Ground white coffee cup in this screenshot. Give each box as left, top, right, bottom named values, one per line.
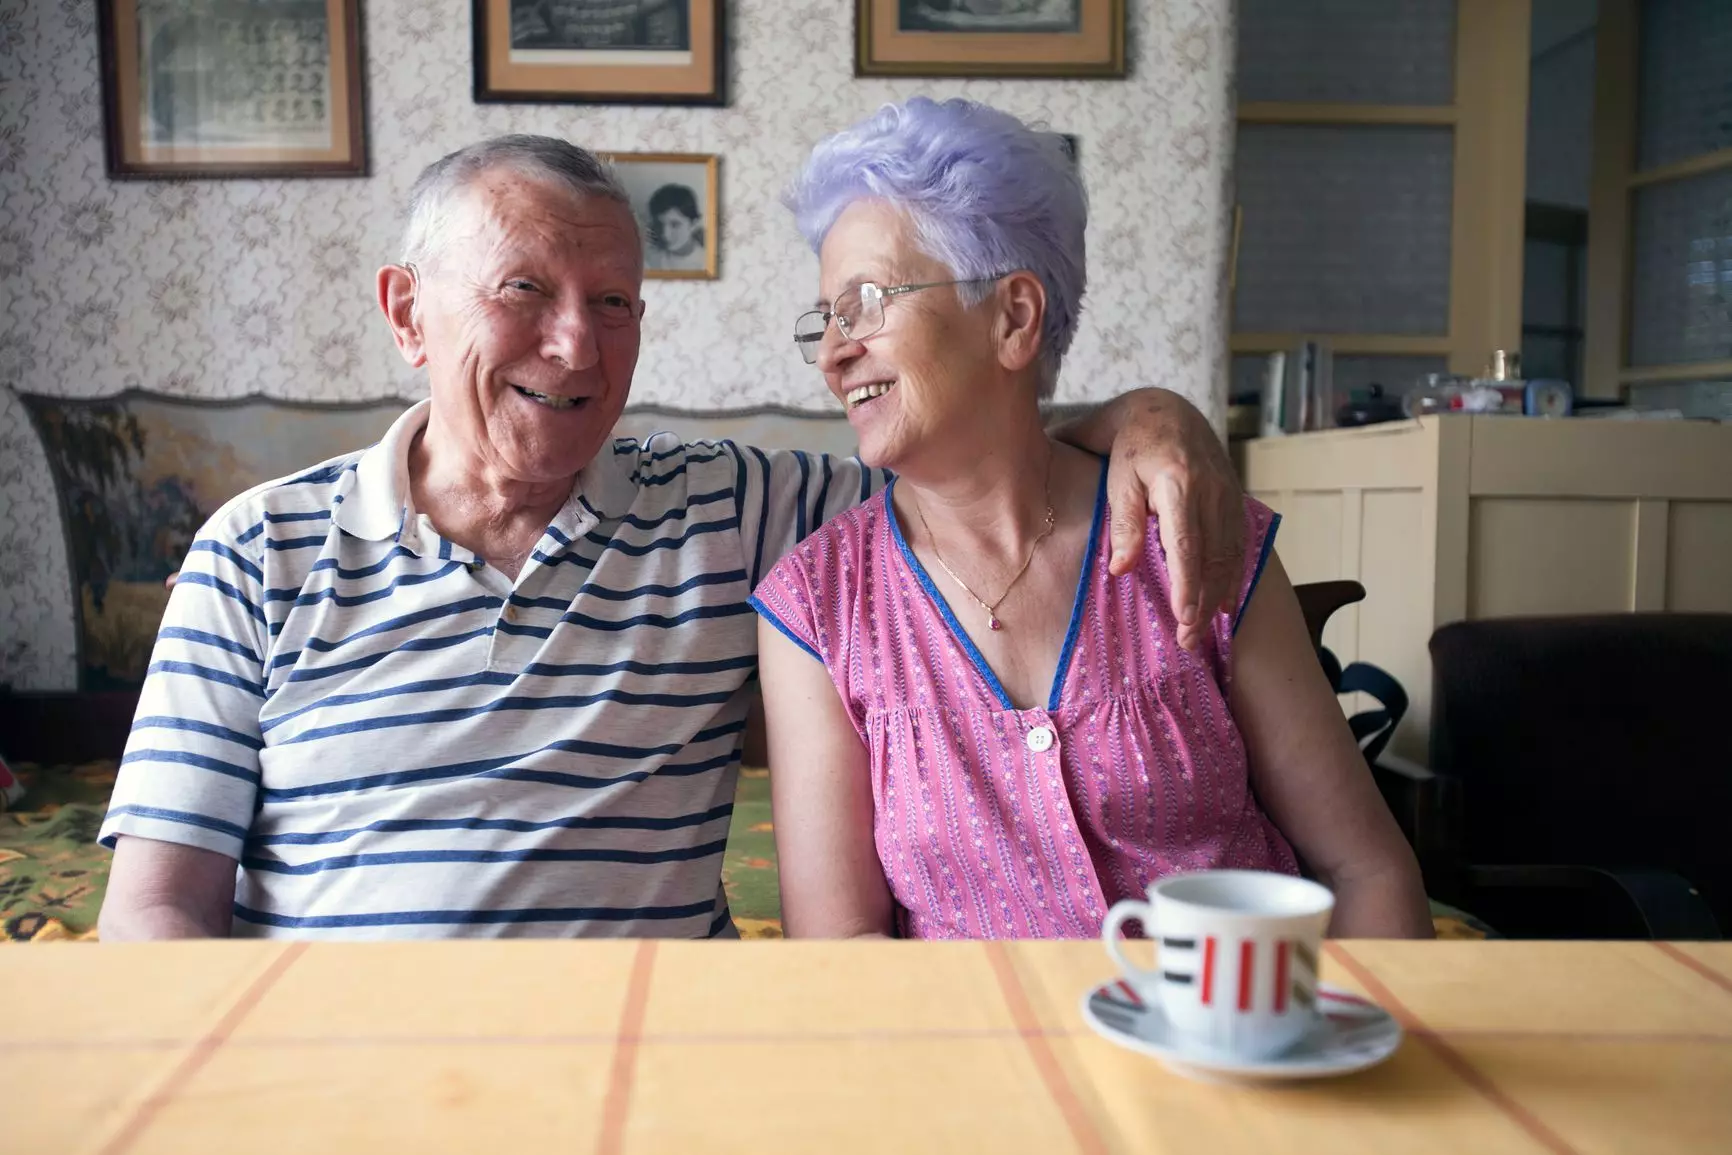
left=1102, top=870, right=1335, bottom=1060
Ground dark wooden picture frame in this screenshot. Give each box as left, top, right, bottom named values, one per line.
left=98, top=0, right=368, bottom=179
left=857, top=0, right=1125, bottom=79
left=474, top=1, right=727, bottom=106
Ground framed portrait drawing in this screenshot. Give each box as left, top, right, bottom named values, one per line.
left=474, top=1, right=726, bottom=106
left=856, top=0, right=1125, bottom=78
left=604, top=153, right=718, bottom=280
left=98, top=0, right=367, bottom=179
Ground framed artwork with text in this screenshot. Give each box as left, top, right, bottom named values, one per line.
left=98, top=0, right=367, bottom=179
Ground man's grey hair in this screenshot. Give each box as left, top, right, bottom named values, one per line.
left=400, top=134, right=635, bottom=268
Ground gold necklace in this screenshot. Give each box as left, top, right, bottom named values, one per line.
left=910, top=454, right=1055, bottom=632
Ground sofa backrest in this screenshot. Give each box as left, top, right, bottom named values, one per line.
left=15, top=388, right=859, bottom=690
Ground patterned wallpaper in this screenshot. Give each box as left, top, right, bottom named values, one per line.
left=0, top=0, right=1236, bottom=691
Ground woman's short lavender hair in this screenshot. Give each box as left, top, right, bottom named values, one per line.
left=784, top=98, right=1087, bottom=399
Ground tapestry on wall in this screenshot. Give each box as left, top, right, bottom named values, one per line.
left=17, top=389, right=411, bottom=690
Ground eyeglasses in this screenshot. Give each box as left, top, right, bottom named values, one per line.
left=792, top=275, right=1010, bottom=364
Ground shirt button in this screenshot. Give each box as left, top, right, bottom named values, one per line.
left=1026, top=725, right=1055, bottom=753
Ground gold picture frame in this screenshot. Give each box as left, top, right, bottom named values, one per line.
left=99, top=0, right=367, bottom=179
left=474, top=1, right=726, bottom=106
left=604, top=152, right=720, bottom=281
left=857, top=0, right=1125, bottom=78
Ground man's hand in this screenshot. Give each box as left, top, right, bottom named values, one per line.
left=1053, top=388, right=1245, bottom=651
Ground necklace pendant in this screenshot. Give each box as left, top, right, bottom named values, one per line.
left=988, top=614, right=1002, bottom=631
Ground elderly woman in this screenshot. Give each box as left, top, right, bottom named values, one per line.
left=750, top=98, right=1431, bottom=940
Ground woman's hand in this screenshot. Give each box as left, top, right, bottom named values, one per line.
left=1052, top=388, right=1244, bottom=651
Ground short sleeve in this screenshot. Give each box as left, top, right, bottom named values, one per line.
left=725, top=444, right=891, bottom=587
left=748, top=551, right=825, bottom=665
left=1231, top=497, right=1282, bottom=635
left=99, top=510, right=270, bottom=860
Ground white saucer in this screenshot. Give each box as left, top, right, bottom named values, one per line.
left=1080, top=979, right=1403, bottom=1083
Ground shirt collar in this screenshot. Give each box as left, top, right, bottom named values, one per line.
left=330, top=399, right=642, bottom=543
left=330, top=400, right=428, bottom=542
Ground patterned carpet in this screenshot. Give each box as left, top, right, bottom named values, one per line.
left=1, top=762, right=1481, bottom=943
left=0, top=761, right=113, bottom=942
left=0, top=761, right=787, bottom=943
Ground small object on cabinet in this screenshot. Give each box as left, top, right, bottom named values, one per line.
left=1335, top=385, right=1405, bottom=428
left=1523, top=379, right=1575, bottom=418
left=1258, top=352, right=1286, bottom=437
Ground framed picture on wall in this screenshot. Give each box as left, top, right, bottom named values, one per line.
left=856, top=0, right=1125, bottom=78
left=474, top=1, right=726, bottom=106
left=97, top=0, right=367, bottom=179
left=604, top=152, right=719, bottom=280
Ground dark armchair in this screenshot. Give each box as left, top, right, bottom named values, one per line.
left=1377, top=614, right=1730, bottom=940
left=1290, top=583, right=1726, bottom=939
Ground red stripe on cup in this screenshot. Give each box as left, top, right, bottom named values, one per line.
left=1201, top=936, right=1216, bottom=1006
left=1238, top=940, right=1255, bottom=1012
left=1274, top=941, right=1290, bottom=1014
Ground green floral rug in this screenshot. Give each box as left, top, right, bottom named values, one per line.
left=723, top=768, right=783, bottom=938
left=0, top=762, right=114, bottom=941
left=0, top=761, right=786, bottom=943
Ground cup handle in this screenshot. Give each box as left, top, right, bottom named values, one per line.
left=1102, top=899, right=1160, bottom=988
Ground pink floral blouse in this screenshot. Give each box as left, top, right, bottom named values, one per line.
left=750, top=462, right=1298, bottom=939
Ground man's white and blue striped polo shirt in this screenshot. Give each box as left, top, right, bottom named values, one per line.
left=99, top=400, right=879, bottom=938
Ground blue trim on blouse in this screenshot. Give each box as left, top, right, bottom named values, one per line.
left=1046, top=458, right=1108, bottom=712
left=1233, top=511, right=1282, bottom=636
left=748, top=594, right=823, bottom=663
left=885, top=480, right=1018, bottom=712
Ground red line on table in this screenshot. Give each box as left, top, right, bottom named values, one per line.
left=13, top=1027, right=1731, bottom=1056
left=985, top=941, right=1112, bottom=1155
left=1326, top=943, right=1579, bottom=1155
left=1652, top=942, right=1732, bottom=997
left=595, top=939, right=657, bottom=1155
left=97, top=941, right=307, bottom=1155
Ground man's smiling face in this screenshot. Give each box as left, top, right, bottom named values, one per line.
left=414, top=171, right=645, bottom=487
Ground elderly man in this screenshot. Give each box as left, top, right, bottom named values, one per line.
left=97, top=135, right=1246, bottom=940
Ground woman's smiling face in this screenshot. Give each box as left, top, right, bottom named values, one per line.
left=813, top=200, right=1001, bottom=473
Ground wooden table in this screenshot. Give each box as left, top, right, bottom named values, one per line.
left=5, top=940, right=1730, bottom=1154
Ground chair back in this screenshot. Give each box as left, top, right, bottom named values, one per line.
left=1292, top=580, right=1365, bottom=650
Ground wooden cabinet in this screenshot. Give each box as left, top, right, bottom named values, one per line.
left=1242, top=415, right=1732, bottom=760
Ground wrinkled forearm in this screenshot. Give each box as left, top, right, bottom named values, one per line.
left=1048, top=388, right=1166, bottom=455
left=98, top=899, right=231, bottom=941
left=1322, top=861, right=1435, bottom=940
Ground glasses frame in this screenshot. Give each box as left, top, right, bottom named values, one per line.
left=792, top=275, right=1010, bottom=363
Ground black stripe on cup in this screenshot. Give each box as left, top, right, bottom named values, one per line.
left=1160, top=937, right=1197, bottom=950
left=1161, top=972, right=1194, bottom=984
